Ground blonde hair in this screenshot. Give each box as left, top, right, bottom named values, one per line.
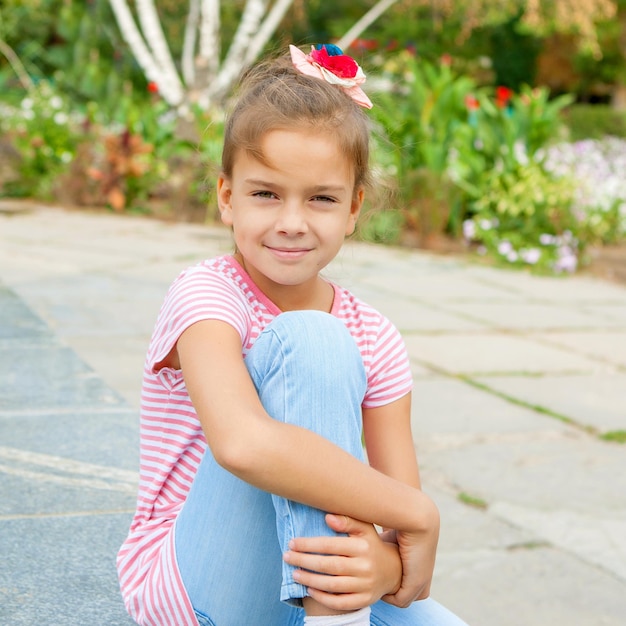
left=221, top=51, right=372, bottom=192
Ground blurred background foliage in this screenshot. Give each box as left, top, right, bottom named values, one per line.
left=1, top=0, right=625, bottom=274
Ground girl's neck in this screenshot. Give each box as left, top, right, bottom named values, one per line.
left=234, top=253, right=334, bottom=313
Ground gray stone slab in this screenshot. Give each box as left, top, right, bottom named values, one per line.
left=490, top=500, right=626, bottom=581
left=64, top=335, right=147, bottom=409
left=0, top=513, right=135, bottom=625
left=14, top=275, right=165, bottom=337
left=0, top=343, right=123, bottom=410
left=579, top=303, right=626, bottom=327
left=349, top=266, right=525, bottom=302
left=421, top=431, right=626, bottom=515
left=430, top=488, right=626, bottom=624
left=440, top=301, right=606, bottom=330
left=410, top=377, right=573, bottom=436
left=0, top=471, right=136, bottom=516
left=476, top=373, right=626, bottom=432
left=433, top=545, right=626, bottom=626
left=532, top=330, right=626, bottom=369
left=0, top=409, right=139, bottom=470
left=427, top=487, right=540, bottom=554
left=403, top=333, right=603, bottom=375
left=347, top=287, right=488, bottom=332
left=0, top=285, right=50, bottom=341
left=462, top=266, right=626, bottom=303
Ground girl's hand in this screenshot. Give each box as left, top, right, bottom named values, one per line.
left=381, top=502, right=440, bottom=608
left=283, top=514, right=402, bottom=611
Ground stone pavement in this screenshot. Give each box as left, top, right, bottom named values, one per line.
left=1, top=203, right=625, bottom=625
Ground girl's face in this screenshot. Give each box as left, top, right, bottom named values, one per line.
left=217, top=128, right=363, bottom=310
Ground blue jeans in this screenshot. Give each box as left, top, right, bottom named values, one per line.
left=175, top=311, right=467, bottom=626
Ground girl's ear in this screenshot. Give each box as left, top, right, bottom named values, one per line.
left=217, top=175, right=233, bottom=226
left=345, top=187, right=364, bottom=236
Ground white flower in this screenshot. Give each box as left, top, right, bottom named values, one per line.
left=506, top=250, right=519, bottom=262
left=479, top=218, right=493, bottom=231
left=49, top=96, right=63, bottom=110
left=521, top=248, right=541, bottom=264
left=554, top=253, right=578, bottom=273
left=53, top=112, right=68, bottom=125
left=21, top=98, right=34, bottom=110
left=539, top=233, right=556, bottom=245
left=513, top=140, right=529, bottom=166
left=497, top=240, right=513, bottom=255
left=22, top=109, right=35, bottom=120
left=462, top=219, right=476, bottom=240
left=554, top=246, right=578, bottom=273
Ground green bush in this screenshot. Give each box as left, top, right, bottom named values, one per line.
left=0, top=82, right=85, bottom=198
left=371, top=52, right=474, bottom=242
left=562, top=104, right=626, bottom=141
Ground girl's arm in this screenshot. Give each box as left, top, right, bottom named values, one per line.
left=176, top=319, right=438, bottom=537
left=362, top=392, right=439, bottom=607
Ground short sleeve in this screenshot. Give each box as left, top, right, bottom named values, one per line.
left=362, top=316, right=413, bottom=409
left=147, top=264, right=249, bottom=371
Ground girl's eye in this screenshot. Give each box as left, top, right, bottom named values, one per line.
left=253, top=191, right=276, bottom=199
left=311, top=195, right=336, bottom=203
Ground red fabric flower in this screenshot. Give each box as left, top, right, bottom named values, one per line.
left=147, top=81, right=159, bottom=94
left=309, top=46, right=359, bottom=79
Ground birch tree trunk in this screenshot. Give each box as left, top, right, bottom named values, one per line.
left=107, top=0, right=398, bottom=111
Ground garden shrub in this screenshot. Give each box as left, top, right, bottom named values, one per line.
left=562, top=104, right=626, bottom=140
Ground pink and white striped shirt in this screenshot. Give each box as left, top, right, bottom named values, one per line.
left=117, top=255, right=413, bottom=626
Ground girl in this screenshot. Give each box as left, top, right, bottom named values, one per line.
left=117, top=44, right=468, bottom=626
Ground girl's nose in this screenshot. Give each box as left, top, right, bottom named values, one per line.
left=275, top=203, right=308, bottom=235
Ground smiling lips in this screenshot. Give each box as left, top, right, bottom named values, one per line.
left=266, top=245, right=313, bottom=260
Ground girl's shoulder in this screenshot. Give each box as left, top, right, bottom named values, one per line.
left=331, top=283, right=389, bottom=328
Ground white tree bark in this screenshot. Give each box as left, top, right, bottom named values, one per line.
left=182, top=0, right=201, bottom=86
left=199, top=0, right=221, bottom=78
left=336, top=0, right=398, bottom=51
left=108, top=0, right=184, bottom=105
left=207, top=0, right=295, bottom=101
left=107, top=0, right=395, bottom=111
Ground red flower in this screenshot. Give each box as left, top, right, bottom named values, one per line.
left=310, top=46, right=358, bottom=79
left=440, top=53, right=452, bottom=67
left=495, top=86, right=513, bottom=108
left=465, top=94, right=479, bottom=111
left=147, top=81, right=159, bottom=94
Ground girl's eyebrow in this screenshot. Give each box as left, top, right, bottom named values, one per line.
left=244, top=178, right=347, bottom=194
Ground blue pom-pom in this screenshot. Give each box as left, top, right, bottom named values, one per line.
left=315, top=43, right=344, bottom=56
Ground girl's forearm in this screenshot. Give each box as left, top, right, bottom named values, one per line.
left=220, top=417, right=437, bottom=533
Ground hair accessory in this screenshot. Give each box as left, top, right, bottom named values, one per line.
left=289, top=44, right=373, bottom=109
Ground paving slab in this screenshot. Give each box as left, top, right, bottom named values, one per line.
left=433, top=546, right=626, bottom=626
left=0, top=513, right=135, bottom=626
left=461, top=265, right=626, bottom=303
left=2, top=206, right=626, bottom=625
left=420, top=431, right=626, bottom=515
left=403, top=332, right=605, bottom=375
left=476, top=372, right=626, bottom=432
left=0, top=280, right=137, bottom=623
left=439, top=301, right=608, bottom=331
left=346, top=286, right=490, bottom=332
left=531, top=330, right=626, bottom=369
left=410, top=377, right=575, bottom=436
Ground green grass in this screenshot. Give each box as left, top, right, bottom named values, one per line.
left=600, top=430, right=626, bottom=444
left=458, top=492, right=488, bottom=509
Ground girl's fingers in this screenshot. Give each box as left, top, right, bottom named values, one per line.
left=305, top=587, right=372, bottom=612
left=284, top=551, right=369, bottom=577
left=288, top=535, right=368, bottom=557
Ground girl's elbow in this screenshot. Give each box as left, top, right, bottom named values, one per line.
left=211, top=436, right=254, bottom=474
left=210, top=425, right=270, bottom=476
